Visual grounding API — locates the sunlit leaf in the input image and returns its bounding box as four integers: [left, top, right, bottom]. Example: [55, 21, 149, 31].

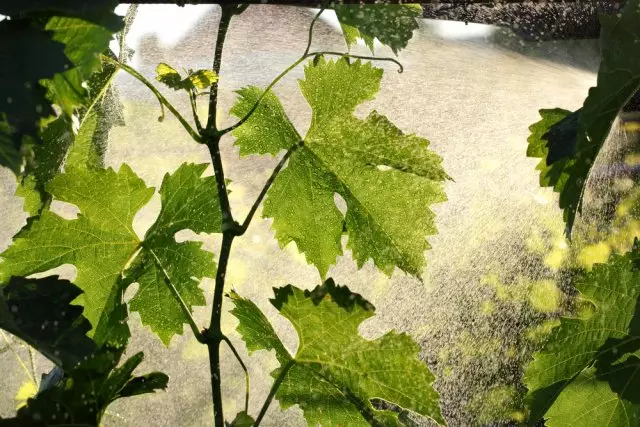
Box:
[525, 241, 640, 425]
[127, 163, 220, 345]
[231, 58, 448, 277]
[230, 279, 444, 426]
[334, 4, 422, 54]
[0, 163, 221, 346]
[156, 63, 218, 92]
[230, 86, 301, 156]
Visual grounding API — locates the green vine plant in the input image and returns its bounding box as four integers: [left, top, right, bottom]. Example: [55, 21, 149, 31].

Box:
[0, 2, 449, 426]
[4, 0, 640, 426]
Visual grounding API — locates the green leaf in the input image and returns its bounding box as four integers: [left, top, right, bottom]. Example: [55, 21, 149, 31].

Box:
[0, 118, 22, 176]
[156, 63, 186, 90]
[0, 0, 122, 174]
[15, 176, 42, 217]
[0, 276, 96, 369]
[543, 366, 640, 427]
[231, 58, 448, 277]
[0, 165, 152, 346]
[127, 163, 220, 345]
[44, 16, 120, 116]
[24, 116, 75, 195]
[66, 52, 124, 170]
[0, 163, 221, 346]
[156, 63, 218, 92]
[334, 4, 422, 54]
[230, 86, 301, 156]
[227, 411, 255, 427]
[0, 20, 71, 173]
[229, 279, 444, 426]
[527, 0, 640, 237]
[6, 350, 167, 427]
[524, 242, 640, 425]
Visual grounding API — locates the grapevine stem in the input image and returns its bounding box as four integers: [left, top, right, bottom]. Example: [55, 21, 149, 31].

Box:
[146, 246, 205, 343]
[239, 141, 303, 234]
[101, 54, 202, 143]
[204, 6, 237, 426]
[222, 335, 250, 412]
[253, 360, 295, 427]
[206, 4, 234, 131]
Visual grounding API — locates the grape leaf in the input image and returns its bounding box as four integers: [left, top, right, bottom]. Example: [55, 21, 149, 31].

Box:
[0, 1, 122, 174]
[44, 15, 121, 116]
[229, 86, 301, 156]
[156, 63, 218, 92]
[0, 276, 95, 369]
[333, 4, 422, 54]
[230, 58, 448, 277]
[0, 163, 221, 346]
[229, 279, 444, 426]
[524, 242, 640, 425]
[15, 176, 42, 217]
[15, 52, 122, 216]
[0, 118, 22, 174]
[127, 163, 220, 345]
[527, 0, 640, 237]
[0, 20, 71, 173]
[66, 50, 124, 170]
[2, 350, 168, 427]
[227, 411, 255, 427]
[542, 366, 640, 427]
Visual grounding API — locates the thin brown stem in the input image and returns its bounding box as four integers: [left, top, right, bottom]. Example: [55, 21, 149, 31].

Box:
[206, 5, 234, 132]
[204, 7, 241, 426]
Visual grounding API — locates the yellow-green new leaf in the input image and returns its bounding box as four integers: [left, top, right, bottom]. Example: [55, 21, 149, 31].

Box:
[229, 279, 444, 426]
[156, 63, 218, 92]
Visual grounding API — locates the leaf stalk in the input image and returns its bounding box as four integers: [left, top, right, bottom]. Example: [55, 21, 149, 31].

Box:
[101, 54, 202, 143]
[239, 141, 303, 234]
[253, 360, 295, 426]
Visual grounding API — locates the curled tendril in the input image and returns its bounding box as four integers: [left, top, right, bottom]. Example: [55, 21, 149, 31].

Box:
[157, 104, 166, 122]
[306, 51, 404, 73]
